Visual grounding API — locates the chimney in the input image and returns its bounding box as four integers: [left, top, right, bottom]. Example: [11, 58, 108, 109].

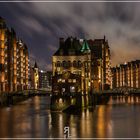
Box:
[59, 37, 64, 47]
[104, 35, 106, 42]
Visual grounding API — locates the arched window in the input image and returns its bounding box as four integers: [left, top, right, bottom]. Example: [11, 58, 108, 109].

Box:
[73, 61, 77, 67]
[57, 61, 61, 67]
[68, 61, 71, 67]
[62, 61, 67, 67]
[78, 61, 82, 67]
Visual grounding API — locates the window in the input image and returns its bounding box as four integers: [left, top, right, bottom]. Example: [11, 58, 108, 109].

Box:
[62, 61, 67, 67]
[73, 79, 76, 83]
[57, 61, 61, 67]
[68, 79, 72, 83]
[73, 61, 77, 67]
[70, 86, 75, 93]
[58, 78, 62, 82]
[78, 61, 82, 67]
[68, 61, 71, 67]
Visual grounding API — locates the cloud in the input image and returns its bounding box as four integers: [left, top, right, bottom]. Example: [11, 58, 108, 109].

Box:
[19, 16, 44, 33]
[0, 2, 140, 69]
[48, 45, 57, 52]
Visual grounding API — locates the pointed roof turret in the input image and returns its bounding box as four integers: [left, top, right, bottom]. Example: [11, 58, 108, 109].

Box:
[34, 61, 38, 68]
[81, 40, 90, 53]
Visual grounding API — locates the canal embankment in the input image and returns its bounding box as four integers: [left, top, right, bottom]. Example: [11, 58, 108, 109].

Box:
[0, 93, 30, 107]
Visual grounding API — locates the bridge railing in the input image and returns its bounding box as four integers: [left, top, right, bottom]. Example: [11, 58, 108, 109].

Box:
[0, 89, 51, 97]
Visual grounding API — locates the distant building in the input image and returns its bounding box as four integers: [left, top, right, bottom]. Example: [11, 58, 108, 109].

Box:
[52, 36, 111, 94]
[39, 70, 47, 89]
[46, 71, 52, 90]
[30, 62, 39, 89]
[39, 70, 52, 90]
[111, 60, 140, 89]
[0, 17, 29, 92]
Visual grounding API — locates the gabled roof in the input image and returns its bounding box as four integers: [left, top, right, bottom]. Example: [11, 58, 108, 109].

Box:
[34, 61, 38, 68]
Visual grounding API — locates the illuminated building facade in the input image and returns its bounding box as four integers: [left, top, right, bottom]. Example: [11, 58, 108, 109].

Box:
[39, 70, 52, 90]
[111, 60, 140, 89]
[52, 36, 111, 94]
[52, 37, 91, 94]
[0, 17, 29, 92]
[30, 62, 39, 89]
[88, 36, 111, 91]
[39, 70, 47, 89]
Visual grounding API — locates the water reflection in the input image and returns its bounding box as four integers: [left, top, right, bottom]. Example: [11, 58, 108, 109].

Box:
[0, 96, 140, 138]
[0, 96, 51, 138]
[109, 96, 140, 105]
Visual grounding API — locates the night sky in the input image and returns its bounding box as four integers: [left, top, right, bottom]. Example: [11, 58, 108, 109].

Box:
[0, 1, 140, 70]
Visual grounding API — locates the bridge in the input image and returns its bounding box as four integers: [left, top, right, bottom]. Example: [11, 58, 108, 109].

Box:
[0, 89, 51, 96]
[0, 89, 51, 106]
[0, 86, 139, 97]
[0, 87, 140, 108]
[50, 87, 140, 111]
[101, 87, 140, 96]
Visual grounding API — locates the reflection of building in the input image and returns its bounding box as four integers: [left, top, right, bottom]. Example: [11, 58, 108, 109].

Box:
[52, 37, 111, 94]
[0, 17, 29, 92]
[30, 62, 39, 89]
[111, 60, 140, 89]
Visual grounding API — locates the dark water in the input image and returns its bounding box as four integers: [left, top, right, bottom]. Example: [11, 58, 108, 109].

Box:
[0, 96, 140, 138]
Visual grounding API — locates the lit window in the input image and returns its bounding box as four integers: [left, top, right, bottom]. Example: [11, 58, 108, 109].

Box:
[58, 78, 62, 82]
[70, 86, 75, 92]
[73, 79, 76, 83]
[68, 79, 72, 83]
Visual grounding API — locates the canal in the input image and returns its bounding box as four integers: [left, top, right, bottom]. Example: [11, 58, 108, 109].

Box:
[0, 95, 140, 138]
